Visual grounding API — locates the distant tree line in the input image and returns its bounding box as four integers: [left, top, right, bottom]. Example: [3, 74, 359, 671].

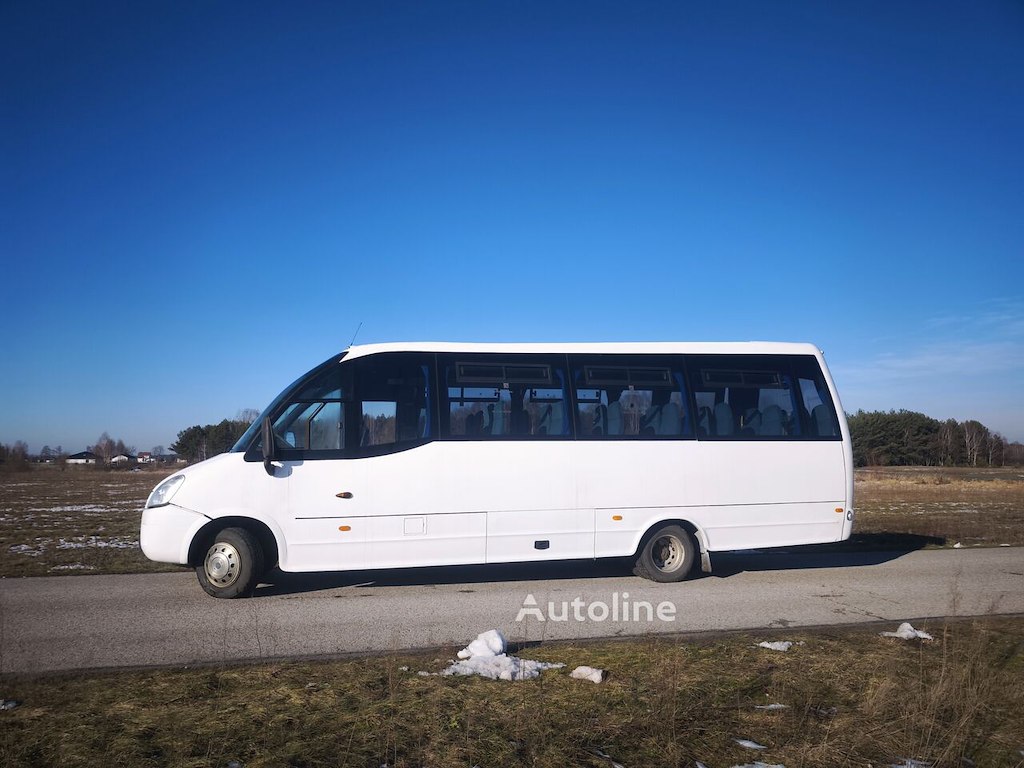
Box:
[0, 440, 31, 472]
[171, 409, 259, 464]
[847, 410, 1023, 467]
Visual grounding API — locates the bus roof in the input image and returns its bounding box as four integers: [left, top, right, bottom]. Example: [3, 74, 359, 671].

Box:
[340, 341, 825, 361]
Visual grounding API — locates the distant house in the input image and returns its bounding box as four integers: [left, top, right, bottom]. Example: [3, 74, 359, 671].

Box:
[111, 453, 137, 464]
[138, 452, 153, 464]
[66, 451, 99, 465]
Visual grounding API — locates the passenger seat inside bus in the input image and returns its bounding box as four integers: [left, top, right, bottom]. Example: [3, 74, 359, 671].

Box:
[812, 404, 835, 436]
[606, 399, 623, 435]
[714, 402, 734, 436]
[656, 399, 682, 435]
[698, 406, 712, 436]
[741, 408, 762, 435]
[759, 404, 785, 436]
[485, 403, 505, 435]
[536, 402, 565, 435]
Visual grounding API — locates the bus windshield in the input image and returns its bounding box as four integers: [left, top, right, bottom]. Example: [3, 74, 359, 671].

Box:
[229, 352, 347, 453]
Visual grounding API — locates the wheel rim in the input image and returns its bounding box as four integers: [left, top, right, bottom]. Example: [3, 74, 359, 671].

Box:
[652, 534, 684, 572]
[204, 541, 241, 587]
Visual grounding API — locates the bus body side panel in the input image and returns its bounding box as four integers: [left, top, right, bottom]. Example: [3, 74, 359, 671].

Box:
[275, 440, 587, 571]
[580, 440, 847, 556]
[686, 441, 847, 551]
[367, 441, 591, 565]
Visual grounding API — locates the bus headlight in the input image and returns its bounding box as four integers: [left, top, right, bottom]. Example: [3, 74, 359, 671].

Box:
[146, 475, 185, 508]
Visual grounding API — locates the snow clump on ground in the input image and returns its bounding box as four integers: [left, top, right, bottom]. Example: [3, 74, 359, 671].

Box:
[439, 629, 565, 681]
[570, 665, 605, 683]
[758, 641, 793, 652]
[880, 622, 934, 641]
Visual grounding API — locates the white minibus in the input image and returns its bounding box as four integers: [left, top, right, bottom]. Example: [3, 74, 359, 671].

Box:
[141, 342, 854, 598]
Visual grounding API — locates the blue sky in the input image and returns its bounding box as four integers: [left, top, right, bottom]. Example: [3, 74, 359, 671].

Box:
[2, 0, 1022, 453]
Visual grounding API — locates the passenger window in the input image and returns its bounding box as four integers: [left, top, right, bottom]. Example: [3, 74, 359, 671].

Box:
[347, 354, 432, 453]
[689, 358, 796, 438]
[361, 401, 397, 447]
[572, 356, 692, 439]
[687, 354, 838, 440]
[794, 357, 840, 437]
[442, 356, 571, 438]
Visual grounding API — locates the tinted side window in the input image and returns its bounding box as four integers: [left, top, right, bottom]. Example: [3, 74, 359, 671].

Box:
[793, 357, 841, 438]
[268, 352, 433, 458]
[687, 354, 839, 440]
[347, 353, 433, 453]
[571, 355, 693, 439]
[441, 354, 571, 439]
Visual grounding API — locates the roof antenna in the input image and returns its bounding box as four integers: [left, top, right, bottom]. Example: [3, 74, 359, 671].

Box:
[347, 321, 363, 349]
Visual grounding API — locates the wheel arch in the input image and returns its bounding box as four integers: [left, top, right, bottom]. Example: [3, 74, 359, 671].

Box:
[634, 517, 713, 574]
[188, 516, 282, 571]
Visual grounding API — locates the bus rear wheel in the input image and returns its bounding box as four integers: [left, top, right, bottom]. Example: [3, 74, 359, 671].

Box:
[196, 527, 265, 598]
[634, 524, 696, 583]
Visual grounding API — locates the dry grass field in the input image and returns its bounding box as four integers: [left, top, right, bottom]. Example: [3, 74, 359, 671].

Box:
[0, 466, 177, 578]
[853, 466, 1024, 548]
[1, 464, 1022, 579]
[2, 618, 1022, 767]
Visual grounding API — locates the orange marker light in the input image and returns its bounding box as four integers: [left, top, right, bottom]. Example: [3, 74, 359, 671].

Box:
[835, 507, 844, 514]
[612, 515, 623, 521]
[339, 525, 351, 532]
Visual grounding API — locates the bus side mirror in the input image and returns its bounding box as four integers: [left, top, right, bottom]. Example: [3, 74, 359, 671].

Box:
[261, 416, 277, 473]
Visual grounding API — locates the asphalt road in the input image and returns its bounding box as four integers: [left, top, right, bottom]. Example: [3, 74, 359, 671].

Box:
[2, 547, 1023, 675]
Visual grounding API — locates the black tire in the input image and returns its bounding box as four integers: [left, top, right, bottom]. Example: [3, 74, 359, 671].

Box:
[195, 527, 265, 598]
[633, 524, 696, 583]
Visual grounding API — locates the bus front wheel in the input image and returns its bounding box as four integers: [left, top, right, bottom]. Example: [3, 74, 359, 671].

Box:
[196, 527, 265, 598]
[634, 524, 696, 582]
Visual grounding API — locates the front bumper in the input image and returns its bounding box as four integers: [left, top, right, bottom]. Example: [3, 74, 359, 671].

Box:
[140, 504, 208, 565]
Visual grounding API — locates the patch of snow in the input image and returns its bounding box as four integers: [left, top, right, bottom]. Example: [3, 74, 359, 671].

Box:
[441, 628, 565, 681]
[953, 542, 963, 549]
[570, 665, 605, 683]
[888, 760, 932, 768]
[735, 739, 768, 749]
[8, 544, 44, 557]
[730, 763, 785, 768]
[1, 699, 20, 711]
[754, 703, 788, 710]
[49, 563, 96, 571]
[56, 536, 138, 550]
[29, 504, 111, 513]
[457, 629, 506, 659]
[758, 641, 793, 652]
[880, 622, 934, 641]
[442, 654, 563, 681]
